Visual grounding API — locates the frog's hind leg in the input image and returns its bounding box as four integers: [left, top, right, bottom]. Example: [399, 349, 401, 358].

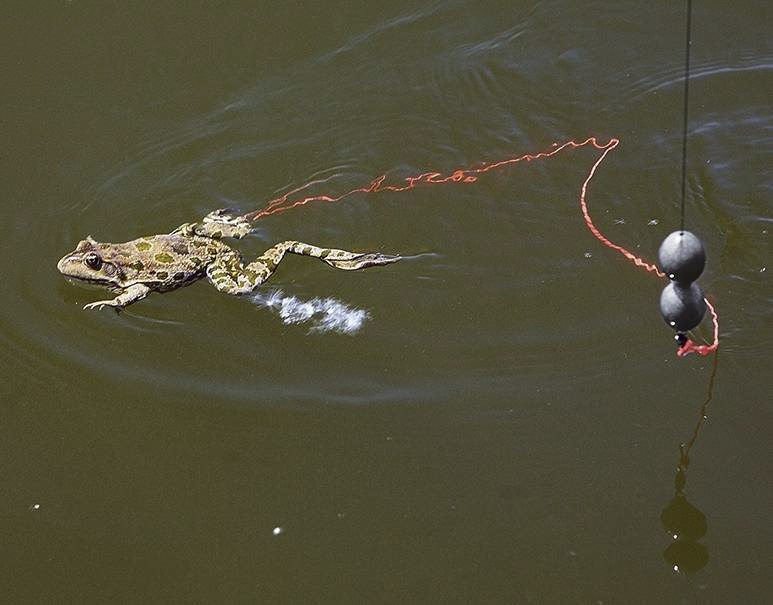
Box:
[205, 241, 399, 296]
[276, 241, 401, 271]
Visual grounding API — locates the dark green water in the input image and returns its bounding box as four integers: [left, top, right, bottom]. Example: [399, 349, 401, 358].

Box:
[3, 2, 772, 603]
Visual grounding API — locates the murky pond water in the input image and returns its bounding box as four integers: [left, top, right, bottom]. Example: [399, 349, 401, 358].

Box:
[3, 2, 771, 602]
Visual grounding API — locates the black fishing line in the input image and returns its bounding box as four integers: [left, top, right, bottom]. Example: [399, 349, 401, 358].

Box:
[679, 0, 693, 233]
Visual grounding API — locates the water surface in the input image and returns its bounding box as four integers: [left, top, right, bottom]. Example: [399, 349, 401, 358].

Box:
[3, 2, 772, 603]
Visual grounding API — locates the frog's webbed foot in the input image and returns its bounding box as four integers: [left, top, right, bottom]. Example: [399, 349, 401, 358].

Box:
[201, 208, 252, 239]
[172, 209, 252, 240]
[322, 251, 401, 271]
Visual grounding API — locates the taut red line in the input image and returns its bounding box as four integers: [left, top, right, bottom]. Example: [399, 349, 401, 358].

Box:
[243, 137, 616, 222]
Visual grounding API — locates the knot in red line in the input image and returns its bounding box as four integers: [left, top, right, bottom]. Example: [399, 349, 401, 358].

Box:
[677, 341, 717, 358]
[676, 299, 719, 357]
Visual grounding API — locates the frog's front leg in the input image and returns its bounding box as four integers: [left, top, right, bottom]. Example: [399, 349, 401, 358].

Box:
[83, 283, 151, 311]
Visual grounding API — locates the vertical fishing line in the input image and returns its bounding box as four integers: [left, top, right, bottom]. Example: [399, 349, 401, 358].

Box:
[679, 0, 693, 233]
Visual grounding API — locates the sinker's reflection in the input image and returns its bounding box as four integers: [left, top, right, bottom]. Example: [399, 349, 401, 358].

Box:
[661, 474, 709, 574]
[661, 353, 719, 575]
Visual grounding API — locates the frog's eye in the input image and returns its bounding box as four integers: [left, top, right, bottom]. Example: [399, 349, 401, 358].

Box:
[84, 252, 102, 270]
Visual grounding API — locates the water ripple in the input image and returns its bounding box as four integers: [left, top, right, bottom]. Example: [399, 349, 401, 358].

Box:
[618, 54, 773, 100]
[29, 1, 772, 408]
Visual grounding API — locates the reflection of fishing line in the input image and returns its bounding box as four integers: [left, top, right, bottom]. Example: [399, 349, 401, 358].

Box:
[251, 289, 370, 335]
[244, 137, 718, 354]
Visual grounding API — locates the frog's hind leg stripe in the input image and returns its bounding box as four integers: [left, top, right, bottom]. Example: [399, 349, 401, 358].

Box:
[249, 240, 399, 276]
[205, 240, 400, 296]
[280, 241, 400, 271]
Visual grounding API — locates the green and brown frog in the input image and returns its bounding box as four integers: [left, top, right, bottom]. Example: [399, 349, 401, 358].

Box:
[57, 209, 399, 310]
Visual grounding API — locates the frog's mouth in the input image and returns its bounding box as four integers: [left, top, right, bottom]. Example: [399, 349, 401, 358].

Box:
[57, 256, 84, 279]
[56, 255, 71, 273]
[62, 276, 106, 287]
[58, 273, 107, 289]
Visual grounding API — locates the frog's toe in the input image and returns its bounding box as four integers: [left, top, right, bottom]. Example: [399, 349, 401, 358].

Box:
[204, 208, 245, 223]
[83, 301, 107, 311]
[83, 300, 122, 312]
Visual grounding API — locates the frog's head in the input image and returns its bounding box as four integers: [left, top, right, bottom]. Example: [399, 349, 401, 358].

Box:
[57, 236, 127, 287]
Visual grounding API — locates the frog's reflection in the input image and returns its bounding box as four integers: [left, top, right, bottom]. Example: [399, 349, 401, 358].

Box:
[660, 353, 718, 575]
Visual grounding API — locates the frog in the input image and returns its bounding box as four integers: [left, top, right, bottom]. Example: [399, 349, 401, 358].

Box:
[57, 209, 400, 311]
